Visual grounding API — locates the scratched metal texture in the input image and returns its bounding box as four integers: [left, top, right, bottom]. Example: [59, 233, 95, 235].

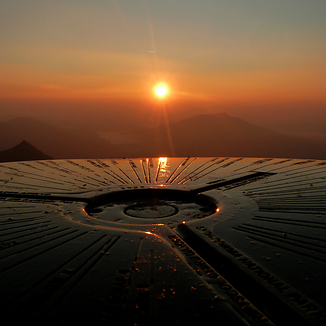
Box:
[0, 157, 325, 325]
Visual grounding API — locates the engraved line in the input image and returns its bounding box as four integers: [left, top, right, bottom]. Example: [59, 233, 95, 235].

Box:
[184, 158, 247, 183]
[94, 160, 127, 184]
[234, 226, 326, 252]
[167, 157, 198, 184]
[34, 235, 121, 319]
[253, 216, 326, 228]
[114, 163, 135, 185]
[0, 220, 52, 233]
[0, 225, 60, 243]
[0, 230, 84, 272]
[3, 172, 66, 185]
[6, 234, 111, 310]
[247, 173, 326, 190]
[191, 172, 274, 194]
[0, 216, 49, 225]
[165, 158, 191, 184]
[245, 177, 326, 193]
[147, 159, 152, 184]
[128, 160, 142, 184]
[141, 159, 148, 184]
[246, 235, 326, 264]
[233, 158, 273, 172]
[177, 157, 221, 184]
[179, 158, 229, 184]
[154, 160, 162, 183]
[242, 223, 326, 243]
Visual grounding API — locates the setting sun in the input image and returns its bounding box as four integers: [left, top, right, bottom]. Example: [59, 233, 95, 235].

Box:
[155, 85, 168, 98]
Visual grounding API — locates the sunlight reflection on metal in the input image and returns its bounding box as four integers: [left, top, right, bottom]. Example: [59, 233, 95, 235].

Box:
[156, 157, 170, 183]
[158, 157, 167, 167]
[82, 208, 90, 217]
[159, 157, 168, 174]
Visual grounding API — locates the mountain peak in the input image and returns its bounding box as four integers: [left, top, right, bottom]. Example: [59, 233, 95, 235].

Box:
[0, 140, 52, 163]
[17, 140, 30, 147]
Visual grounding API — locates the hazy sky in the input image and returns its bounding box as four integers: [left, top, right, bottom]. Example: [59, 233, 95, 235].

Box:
[1, 0, 326, 119]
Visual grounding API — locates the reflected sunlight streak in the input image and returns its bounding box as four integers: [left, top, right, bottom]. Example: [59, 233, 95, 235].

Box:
[158, 157, 168, 171]
[156, 157, 170, 183]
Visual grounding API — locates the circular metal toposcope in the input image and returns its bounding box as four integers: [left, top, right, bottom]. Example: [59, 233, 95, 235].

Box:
[84, 188, 218, 224]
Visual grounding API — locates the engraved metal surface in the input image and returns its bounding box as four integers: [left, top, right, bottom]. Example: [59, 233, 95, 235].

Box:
[0, 157, 325, 325]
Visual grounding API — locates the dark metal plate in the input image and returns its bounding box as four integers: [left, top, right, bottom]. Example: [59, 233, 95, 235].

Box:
[0, 157, 325, 325]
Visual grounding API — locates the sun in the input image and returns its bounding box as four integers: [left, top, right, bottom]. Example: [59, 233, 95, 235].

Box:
[155, 85, 168, 98]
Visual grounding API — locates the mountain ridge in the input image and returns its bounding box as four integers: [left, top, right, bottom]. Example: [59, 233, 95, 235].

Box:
[128, 112, 326, 159]
[0, 114, 325, 160]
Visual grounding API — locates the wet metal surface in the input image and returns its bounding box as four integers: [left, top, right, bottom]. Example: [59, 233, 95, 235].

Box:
[0, 157, 325, 325]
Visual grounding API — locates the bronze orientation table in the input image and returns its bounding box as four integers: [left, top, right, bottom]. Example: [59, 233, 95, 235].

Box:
[0, 157, 325, 325]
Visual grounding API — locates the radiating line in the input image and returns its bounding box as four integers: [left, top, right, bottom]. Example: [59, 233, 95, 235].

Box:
[32, 235, 121, 319]
[233, 158, 273, 172]
[155, 160, 162, 183]
[128, 160, 143, 184]
[113, 162, 135, 184]
[166, 158, 191, 184]
[102, 170, 127, 184]
[191, 172, 274, 194]
[0, 225, 60, 242]
[241, 223, 326, 243]
[141, 159, 149, 184]
[168, 157, 196, 184]
[0, 230, 85, 272]
[253, 216, 326, 228]
[246, 177, 326, 192]
[147, 159, 152, 184]
[0, 216, 48, 225]
[0, 220, 52, 233]
[3, 171, 65, 183]
[178, 158, 225, 184]
[245, 235, 326, 264]
[234, 225, 326, 252]
[0, 210, 43, 217]
[185, 158, 244, 183]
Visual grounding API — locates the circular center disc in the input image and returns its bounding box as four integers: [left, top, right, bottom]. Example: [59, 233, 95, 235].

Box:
[84, 188, 218, 225]
[125, 203, 178, 218]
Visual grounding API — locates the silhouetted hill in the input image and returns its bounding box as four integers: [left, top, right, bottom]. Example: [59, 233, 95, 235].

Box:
[0, 117, 122, 159]
[0, 140, 52, 163]
[1, 114, 325, 160]
[125, 113, 326, 159]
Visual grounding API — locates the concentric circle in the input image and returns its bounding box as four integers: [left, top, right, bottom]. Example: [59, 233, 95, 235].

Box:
[84, 188, 218, 224]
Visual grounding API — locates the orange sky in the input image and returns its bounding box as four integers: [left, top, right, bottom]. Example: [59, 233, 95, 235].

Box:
[0, 1, 325, 116]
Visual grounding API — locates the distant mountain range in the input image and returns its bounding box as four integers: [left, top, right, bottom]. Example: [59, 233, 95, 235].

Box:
[0, 117, 122, 159]
[133, 113, 326, 159]
[0, 140, 52, 163]
[0, 114, 325, 160]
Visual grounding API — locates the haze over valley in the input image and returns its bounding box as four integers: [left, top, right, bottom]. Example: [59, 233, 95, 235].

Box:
[0, 110, 325, 162]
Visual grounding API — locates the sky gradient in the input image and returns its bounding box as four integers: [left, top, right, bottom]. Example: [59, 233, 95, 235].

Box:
[1, 0, 326, 120]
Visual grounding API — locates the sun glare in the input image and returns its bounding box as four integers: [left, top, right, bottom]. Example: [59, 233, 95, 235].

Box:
[155, 85, 168, 98]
